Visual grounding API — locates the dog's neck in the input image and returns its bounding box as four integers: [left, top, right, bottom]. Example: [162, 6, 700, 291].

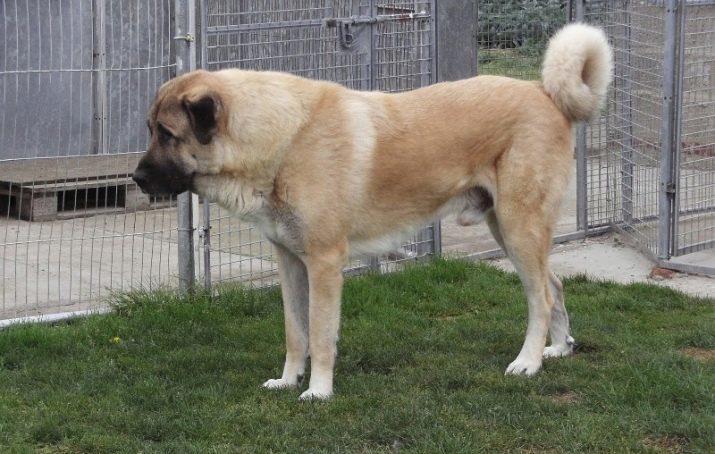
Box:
[193, 174, 270, 222]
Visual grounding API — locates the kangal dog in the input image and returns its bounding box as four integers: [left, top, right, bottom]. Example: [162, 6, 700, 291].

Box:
[133, 24, 613, 400]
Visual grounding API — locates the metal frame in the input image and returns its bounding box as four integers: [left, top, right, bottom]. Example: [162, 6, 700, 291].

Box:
[658, 0, 681, 260]
[91, 0, 108, 155]
[175, 0, 197, 292]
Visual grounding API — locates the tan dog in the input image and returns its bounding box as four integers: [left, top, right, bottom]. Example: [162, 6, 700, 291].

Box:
[133, 23, 613, 400]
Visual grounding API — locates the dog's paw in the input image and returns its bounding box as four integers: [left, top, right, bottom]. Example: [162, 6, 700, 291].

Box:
[543, 336, 576, 358]
[543, 344, 574, 358]
[262, 378, 297, 390]
[298, 388, 332, 401]
[505, 356, 542, 376]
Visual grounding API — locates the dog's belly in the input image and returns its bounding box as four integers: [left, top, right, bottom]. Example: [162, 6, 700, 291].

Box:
[348, 186, 494, 256]
[348, 224, 425, 256]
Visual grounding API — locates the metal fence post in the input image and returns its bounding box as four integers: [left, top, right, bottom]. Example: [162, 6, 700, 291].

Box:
[432, 0, 476, 258]
[670, 0, 687, 258]
[574, 0, 588, 232]
[175, 0, 197, 291]
[202, 200, 212, 290]
[437, 0, 477, 81]
[91, 0, 108, 155]
[621, 7, 634, 225]
[657, 0, 681, 260]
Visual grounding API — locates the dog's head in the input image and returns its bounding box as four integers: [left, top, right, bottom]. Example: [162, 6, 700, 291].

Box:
[134, 69, 314, 200]
[133, 71, 225, 196]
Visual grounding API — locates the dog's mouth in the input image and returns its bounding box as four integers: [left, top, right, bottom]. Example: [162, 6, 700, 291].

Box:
[132, 161, 195, 197]
[135, 178, 194, 198]
[136, 185, 191, 198]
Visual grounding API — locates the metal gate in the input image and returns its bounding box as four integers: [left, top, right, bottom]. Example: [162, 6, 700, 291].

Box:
[578, 0, 715, 274]
[197, 0, 439, 288]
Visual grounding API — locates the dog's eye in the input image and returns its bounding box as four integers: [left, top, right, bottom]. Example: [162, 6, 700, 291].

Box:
[157, 123, 175, 144]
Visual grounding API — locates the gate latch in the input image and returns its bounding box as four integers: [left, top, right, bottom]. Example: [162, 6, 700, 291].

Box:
[323, 16, 376, 50]
[173, 33, 195, 43]
[323, 11, 430, 51]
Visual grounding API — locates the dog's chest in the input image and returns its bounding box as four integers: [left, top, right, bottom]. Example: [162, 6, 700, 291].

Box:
[201, 178, 304, 253]
[253, 208, 304, 253]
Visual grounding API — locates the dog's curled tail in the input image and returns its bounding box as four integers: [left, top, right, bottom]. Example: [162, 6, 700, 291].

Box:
[541, 23, 613, 122]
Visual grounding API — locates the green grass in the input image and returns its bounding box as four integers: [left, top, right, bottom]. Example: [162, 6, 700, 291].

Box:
[1, 259, 714, 452]
[478, 48, 541, 80]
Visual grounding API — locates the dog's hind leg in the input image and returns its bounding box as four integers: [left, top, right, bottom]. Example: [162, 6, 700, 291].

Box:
[263, 243, 310, 390]
[487, 211, 573, 359]
[487, 158, 573, 375]
[495, 212, 553, 375]
[543, 272, 575, 358]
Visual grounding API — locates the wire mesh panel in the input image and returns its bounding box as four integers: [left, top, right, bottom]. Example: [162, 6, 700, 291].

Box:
[374, 1, 434, 92]
[675, 3, 715, 256]
[582, 1, 667, 256]
[1, 0, 179, 319]
[200, 0, 437, 288]
[476, 0, 567, 80]
[203, 1, 371, 85]
[580, 0, 715, 267]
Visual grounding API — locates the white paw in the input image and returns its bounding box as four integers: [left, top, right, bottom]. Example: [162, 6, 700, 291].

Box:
[543, 344, 574, 358]
[298, 388, 332, 401]
[262, 378, 296, 390]
[543, 336, 576, 358]
[505, 356, 542, 376]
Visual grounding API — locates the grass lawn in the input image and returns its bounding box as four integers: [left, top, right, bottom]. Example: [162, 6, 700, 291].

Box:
[478, 48, 541, 80]
[1, 259, 714, 452]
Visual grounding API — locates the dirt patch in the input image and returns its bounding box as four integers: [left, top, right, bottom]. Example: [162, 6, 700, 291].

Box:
[549, 391, 579, 405]
[649, 267, 677, 281]
[642, 434, 688, 453]
[681, 347, 715, 362]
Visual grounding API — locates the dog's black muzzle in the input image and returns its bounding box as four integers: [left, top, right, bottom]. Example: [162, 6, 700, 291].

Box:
[132, 156, 192, 197]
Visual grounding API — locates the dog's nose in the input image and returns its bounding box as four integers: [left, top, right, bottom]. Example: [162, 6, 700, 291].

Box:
[132, 167, 148, 189]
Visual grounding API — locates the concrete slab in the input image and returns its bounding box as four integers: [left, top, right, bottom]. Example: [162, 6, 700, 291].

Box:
[665, 249, 715, 276]
[488, 233, 715, 298]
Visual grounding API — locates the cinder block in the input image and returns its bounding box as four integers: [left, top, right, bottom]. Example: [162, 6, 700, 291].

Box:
[19, 191, 57, 221]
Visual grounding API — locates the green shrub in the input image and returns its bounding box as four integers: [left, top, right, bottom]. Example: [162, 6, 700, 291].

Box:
[478, 0, 568, 56]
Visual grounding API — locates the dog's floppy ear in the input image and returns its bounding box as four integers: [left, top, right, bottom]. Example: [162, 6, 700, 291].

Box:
[182, 88, 221, 145]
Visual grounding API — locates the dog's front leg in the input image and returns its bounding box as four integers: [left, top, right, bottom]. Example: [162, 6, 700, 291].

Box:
[298, 243, 347, 400]
[263, 243, 309, 390]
